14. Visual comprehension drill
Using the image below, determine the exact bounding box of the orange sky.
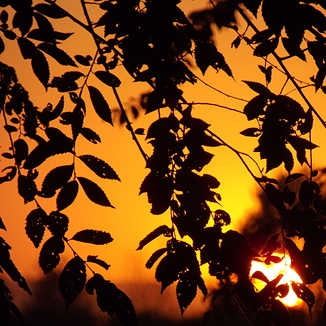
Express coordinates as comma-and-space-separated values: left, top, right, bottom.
1, 0, 326, 321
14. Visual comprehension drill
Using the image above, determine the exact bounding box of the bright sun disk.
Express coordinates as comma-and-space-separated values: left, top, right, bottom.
250, 253, 303, 307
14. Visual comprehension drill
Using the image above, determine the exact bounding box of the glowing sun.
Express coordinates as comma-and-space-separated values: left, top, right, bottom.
250, 253, 303, 307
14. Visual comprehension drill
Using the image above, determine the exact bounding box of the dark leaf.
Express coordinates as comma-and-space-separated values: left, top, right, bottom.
31, 49, 49, 89
240, 127, 261, 137
285, 173, 304, 184
139, 172, 173, 215
137, 225, 172, 250
251, 270, 269, 283
18, 174, 37, 203
275, 284, 289, 298
41, 165, 73, 197
78, 177, 114, 207
39, 96, 64, 126
74, 54, 91, 66
298, 108, 313, 135
56, 180, 79, 211
254, 38, 278, 57
177, 270, 197, 314
48, 211, 69, 237
34, 3, 68, 19
3, 30, 16, 40
80, 127, 101, 144
265, 183, 286, 212
243, 81, 273, 98
17, 37, 37, 59
24, 128, 73, 169
243, 0, 263, 16
87, 255, 110, 270
265, 255, 282, 264
291, 282, 315, 316
0, 166, 17, 184
0, 217, 6, 230
39, 236, 65, 274
135, 128, 145, 135
25, 208, 47, 248
78, 155, 120, 180
0, 10, 8, 23
231, 35, 241, 48
4, 125, 18, 133
145, 248, 167, 269
0, 237, 31, 294
12, 9, 33, 36
38, 42, 76, 66
282, 37, 306, 61
2, 152, 13, 159
94, 70, 121, 88
13, 138, 28, 166
0, 36, 4, 54
88, 85, 112, 125
243, 95, 267, 120
59, 256, 86, 308
145, 89, 164, 114
71, 229, 113, 245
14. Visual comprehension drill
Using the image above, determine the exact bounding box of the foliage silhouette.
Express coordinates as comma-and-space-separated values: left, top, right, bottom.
1, 0, 326, 325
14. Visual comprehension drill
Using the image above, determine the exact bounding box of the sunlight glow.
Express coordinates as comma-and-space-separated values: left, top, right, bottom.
250, 254, 303, 307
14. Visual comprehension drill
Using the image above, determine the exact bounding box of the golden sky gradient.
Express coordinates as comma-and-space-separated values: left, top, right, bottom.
1, 0, 326, 322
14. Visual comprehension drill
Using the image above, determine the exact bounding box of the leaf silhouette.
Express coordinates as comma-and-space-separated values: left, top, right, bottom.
38, 43, 76, 66
34, 3, 68, 19
59, 256, 86, 308
80, 127, 101, 144
78, 155, 120, 180
18, 174, 37, 203
74, 54, 91, 66
177, 270, 197, 314
39, 95, 64, 126
0, 217, 6, 231
94, 70, 121, 88
77, 177, 114, 207
291, 282, 315, 316
145, 248, 167, 269
39, 236, 65, 274
56, 180, 79, 211
87, 255, 110, 270
137, 225, 172, 250
0, 237, 31, 294
243, 80, 273, 98
71, 229, 113, 245
31, 49, 49, 89
240, 127, 261, 137
17, 37, 37, 59
88, 85, 112, 125
13, 9, 33, 36
48, 211, 69, 237
243, 0, 263, 17
25, 208, 47, 248
13, 138, 28, 166
0, 36, 4, 54
243, 95, 267, 120
41, 165, 74, 198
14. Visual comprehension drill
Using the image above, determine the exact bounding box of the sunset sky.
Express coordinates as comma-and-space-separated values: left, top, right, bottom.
1, 0, 326, 324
